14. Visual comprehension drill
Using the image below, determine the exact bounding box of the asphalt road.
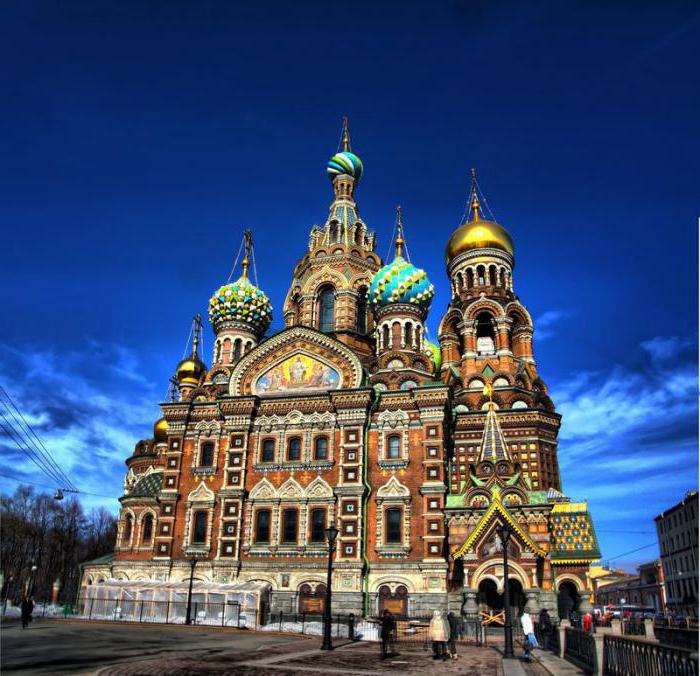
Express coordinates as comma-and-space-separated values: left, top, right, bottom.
1, 619, 305, 674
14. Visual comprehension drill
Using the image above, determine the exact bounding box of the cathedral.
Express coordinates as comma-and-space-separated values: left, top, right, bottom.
81, 122, 600, 619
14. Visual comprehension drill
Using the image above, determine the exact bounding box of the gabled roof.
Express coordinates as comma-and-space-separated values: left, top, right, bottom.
452, 488, 546, 559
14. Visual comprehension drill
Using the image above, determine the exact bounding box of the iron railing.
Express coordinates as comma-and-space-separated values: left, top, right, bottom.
564, 627, 598, 674
603, 634, 699, 676
622, 619, 646, 636
534, 619, 561, 656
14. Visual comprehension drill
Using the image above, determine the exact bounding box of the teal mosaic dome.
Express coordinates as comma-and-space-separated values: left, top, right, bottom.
208, 276, 273, 333
424, 339, 442, 372
327, 151, 363, 182
369, 256, 435, 314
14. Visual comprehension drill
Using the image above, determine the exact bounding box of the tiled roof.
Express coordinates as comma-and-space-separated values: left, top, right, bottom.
129, 471, 163, 498
549, 506, 600, 561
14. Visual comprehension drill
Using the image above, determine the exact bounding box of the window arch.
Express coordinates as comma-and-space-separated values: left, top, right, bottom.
385, 508, 402, 543
200, 442, 214, 467
233, 338, 242, 362
387, 435, 401, 459
466, 268, 474, 289
382, 324, 390, 348
192, 511, 208, 544
142, 514, 153, 543
255, 509, 271, 543
475, 312, 496, 355
261, 438, 275, 463
287, 437, 301, 461
314, 436, 328, 460
122, 514, 133, 545
318, 286, 335, 333
356, 286, 368, 333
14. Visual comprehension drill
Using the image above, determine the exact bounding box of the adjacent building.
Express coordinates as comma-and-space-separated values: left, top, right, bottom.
81, 124, 600, 619
594, 560, 666, 611
655, 491, 698, 617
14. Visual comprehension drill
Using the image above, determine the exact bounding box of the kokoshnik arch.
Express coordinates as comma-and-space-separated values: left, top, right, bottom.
81, 121, 600, 619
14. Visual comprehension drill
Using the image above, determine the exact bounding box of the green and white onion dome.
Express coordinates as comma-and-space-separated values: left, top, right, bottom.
369, 256, 435, 314
208, 276, 273, 334
424, 339, 442, 372
327, 151, 363, 182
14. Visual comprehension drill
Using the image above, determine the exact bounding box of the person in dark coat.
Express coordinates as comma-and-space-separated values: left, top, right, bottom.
447, 611, 462, 659
21, 596, 34, 629
380, 609, 396, 658
539, 608, 552, 648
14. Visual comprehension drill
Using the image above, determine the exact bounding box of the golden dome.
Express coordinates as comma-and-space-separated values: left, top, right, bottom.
445, 201, 514, 263
153, 417, 169, 443
175, 356, 206, 385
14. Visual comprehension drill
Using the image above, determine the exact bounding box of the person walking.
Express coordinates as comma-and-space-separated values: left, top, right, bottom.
447, 611, 462, 659
429, 609, 449, 661
380, 609, 396, 659
20, 595, 34, 629
520, 609, 538, 661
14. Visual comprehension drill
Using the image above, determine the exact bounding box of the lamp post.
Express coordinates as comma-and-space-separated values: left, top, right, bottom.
497, 523, 514, 659
184, 558, 198, 625
26, 565, 38, 598
321, 525, 339, 650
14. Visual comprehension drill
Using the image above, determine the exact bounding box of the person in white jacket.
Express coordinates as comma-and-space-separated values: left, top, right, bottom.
429, 610, 449, 660
520, 610, 539, 661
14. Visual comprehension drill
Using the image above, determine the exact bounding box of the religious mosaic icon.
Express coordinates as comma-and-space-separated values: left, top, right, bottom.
253, 354, 341, 395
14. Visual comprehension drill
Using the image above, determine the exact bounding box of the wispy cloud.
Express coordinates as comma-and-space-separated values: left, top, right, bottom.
534, 309, 573, 341
0, 342, 161, 512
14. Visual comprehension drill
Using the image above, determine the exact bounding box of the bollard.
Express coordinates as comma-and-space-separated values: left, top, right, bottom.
349, 613, 355, 641
301, 612, 306, 634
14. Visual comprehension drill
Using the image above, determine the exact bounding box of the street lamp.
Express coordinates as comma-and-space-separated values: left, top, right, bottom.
497, 523, 515, 659
26, 565, 38, 598
184, 558, 198, 625
321, 525, 339, 650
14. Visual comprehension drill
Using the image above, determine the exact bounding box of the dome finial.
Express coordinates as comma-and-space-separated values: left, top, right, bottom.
470, 168, 481, 222
342, 116, 351, 152
192, 313, 203, 359
395, 205, 405, 258
241, 229, 252, 279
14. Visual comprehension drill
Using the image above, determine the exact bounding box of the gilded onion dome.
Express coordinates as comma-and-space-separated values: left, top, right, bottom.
153, 417, 169, 443
369, 207, 435, 314
175, 354, 206, 385
445, 181, 514, 263
208, 230, 273, 335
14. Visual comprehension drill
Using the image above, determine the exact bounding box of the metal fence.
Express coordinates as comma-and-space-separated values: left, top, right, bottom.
534, 620, 561, 656
564, 627, 598, 674
622, 619, 646, 636
603, 634, 699, 676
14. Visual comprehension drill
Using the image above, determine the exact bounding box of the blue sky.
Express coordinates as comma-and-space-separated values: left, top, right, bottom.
1, 1, 698, 570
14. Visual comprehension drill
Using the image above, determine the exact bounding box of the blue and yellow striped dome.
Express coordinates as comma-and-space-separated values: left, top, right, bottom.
369, 256, 434, 314
327, 151, 363, 182
208, 276, 273, 334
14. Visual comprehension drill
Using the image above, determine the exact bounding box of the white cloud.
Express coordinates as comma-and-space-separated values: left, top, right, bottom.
640, 336, 694, 362
534, 309, 573, 341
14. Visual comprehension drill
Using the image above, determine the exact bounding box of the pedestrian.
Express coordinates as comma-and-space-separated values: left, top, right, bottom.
520, 609, 538, 662
429, 609, 449, 661
380, 609, 396, 659
583, 611, 593, 633
538, 607, 552, 649
21, 595, 34, 630
447, 611, 462, 659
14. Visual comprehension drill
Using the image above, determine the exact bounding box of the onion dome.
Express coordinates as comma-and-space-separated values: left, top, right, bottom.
175, 354, 206, 385
327, 151, 363, 182
153, 417, 169, 443
424, 340, 442, 372
208, 230, 272, 335
208, 276, 273, 334
446, 192, 514, 263
369, 207, 434, 314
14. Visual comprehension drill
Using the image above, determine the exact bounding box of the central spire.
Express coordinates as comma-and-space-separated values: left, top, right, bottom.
240, 229, 252, 279
342, 116, 351, 152
469, 168, 481, 223
395, 205, 405, 258
477, 383, 512, 463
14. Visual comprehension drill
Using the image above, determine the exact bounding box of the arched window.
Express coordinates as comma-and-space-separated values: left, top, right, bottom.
387, 435, 401, 459
223, 338, 232, 364
200, 442, 214, 467
289, 293, 301, 326
404, 322, 413, 347
329, 222, 338, 243
255, 509, 271, 543
314, 436, 328, 460
192, 511, 208, 544
215, 341, 222, 363
489, 265, 498, 286
282, 509, 298, 544
386, 508, 402, 544
356, 287, 368, 333
477, 265, 486, 285
355, 226, 363, 245
142, 514, 153, 543
475, 312, 496, 355
123, 514, 133, 545
467, 268, 474, 289
318, 286, 335, 333
309, 508, 326, 543
233, 338, 242, 362
383, 324, 390, 348
262, 439, 275, 463
287, 437, 301, 461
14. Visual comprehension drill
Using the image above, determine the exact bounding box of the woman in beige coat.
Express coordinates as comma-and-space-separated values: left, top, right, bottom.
429, 610, 449, 660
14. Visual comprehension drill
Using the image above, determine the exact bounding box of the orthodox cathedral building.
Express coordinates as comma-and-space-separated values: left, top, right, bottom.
82, 123, 599, 618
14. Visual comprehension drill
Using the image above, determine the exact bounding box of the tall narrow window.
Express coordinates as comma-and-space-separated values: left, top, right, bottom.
386, 508, 402, 544
310, 508, 326, 543
255, 509, 271, 543
356, 287, 368, 333
287, 437, 301, 461
123, 514, 133, 544
234, 339, 242, 362
142, 514, 153, 543
282, 509, 298, 544
387, 435, 401, 459
262, 439, 275, 462
314, 436, 328, 460
192, 511, 208, 544
318, 286, 335, 333
200, 442, 214, 467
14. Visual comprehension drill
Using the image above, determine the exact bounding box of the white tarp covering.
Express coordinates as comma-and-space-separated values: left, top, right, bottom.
81, 579, 270, 626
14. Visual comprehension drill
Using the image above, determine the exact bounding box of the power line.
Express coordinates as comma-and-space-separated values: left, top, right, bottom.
605, 542, 658, 562
0, 470, 117, 500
